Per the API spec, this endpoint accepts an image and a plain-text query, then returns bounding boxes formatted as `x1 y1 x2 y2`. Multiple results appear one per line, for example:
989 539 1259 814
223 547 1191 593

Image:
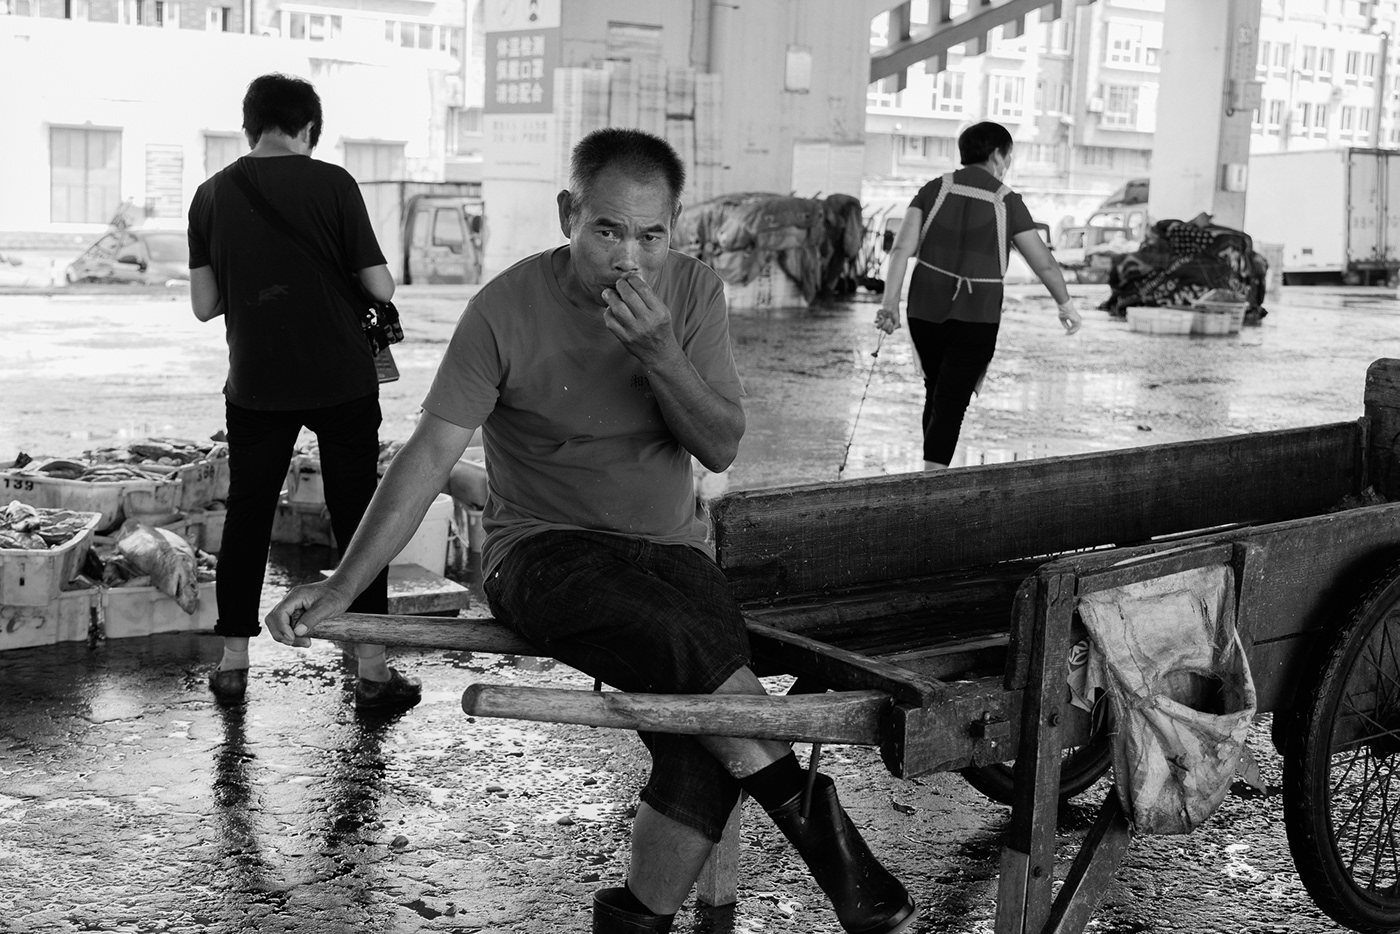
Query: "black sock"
619 883 671 918
741 752 808 811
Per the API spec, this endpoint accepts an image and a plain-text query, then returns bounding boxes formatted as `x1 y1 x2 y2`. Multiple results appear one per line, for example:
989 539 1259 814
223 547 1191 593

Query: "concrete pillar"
1149 0 1261 229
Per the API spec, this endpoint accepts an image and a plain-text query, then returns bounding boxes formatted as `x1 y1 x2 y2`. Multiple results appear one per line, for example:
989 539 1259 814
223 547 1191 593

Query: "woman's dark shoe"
208 667 247 705
766 773 917 934
592 888 673 934
355 668 422 711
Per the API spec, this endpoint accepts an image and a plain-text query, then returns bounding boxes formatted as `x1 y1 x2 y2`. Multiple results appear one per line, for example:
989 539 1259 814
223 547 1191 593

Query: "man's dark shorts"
484 529 750 842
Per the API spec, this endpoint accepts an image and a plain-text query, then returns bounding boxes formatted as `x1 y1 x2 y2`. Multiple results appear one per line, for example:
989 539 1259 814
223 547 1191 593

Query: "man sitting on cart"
264 128 918 934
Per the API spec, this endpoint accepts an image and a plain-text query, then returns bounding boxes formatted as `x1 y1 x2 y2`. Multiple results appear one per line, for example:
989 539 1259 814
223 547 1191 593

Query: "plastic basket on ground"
1190 301 1248 335
102 579 217 639
0 583 100 651
1127 306 1196 335
723 260 809 311
0 510 102 607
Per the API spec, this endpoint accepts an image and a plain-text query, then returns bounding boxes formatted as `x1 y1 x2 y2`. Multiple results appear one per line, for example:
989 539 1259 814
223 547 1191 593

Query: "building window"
205 5 229 30
1035 77 1068 115
1102 85 1140 128
204 133 242 177
1104 21 1160 68
1266 99 1285 135
1346 50 1361 82
1341 104 1355 133
439 25 462 60
1020 142 1061 165
1293 102 1311 135
343 141 405 181
934 70 964 113
50 126 122 224
1079 146 1116 168
1273 42 1291 74
1251 106 1263 134
1313 103 1330 137
1040 15 1071 53
1257 39 1271 75
1300 45 1317 75
448 107 482 155
1362 52 1377 85
1319 47 1335 77
1359 106 1373 140
988 74 1026 120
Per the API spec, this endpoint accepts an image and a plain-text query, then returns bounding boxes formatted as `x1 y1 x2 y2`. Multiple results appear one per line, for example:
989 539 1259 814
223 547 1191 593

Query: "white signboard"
484 113 558 182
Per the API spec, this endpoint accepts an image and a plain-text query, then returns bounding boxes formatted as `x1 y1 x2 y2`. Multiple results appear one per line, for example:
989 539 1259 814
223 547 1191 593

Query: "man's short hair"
958 121 1013 166
568 128 685 223
243 73 323 149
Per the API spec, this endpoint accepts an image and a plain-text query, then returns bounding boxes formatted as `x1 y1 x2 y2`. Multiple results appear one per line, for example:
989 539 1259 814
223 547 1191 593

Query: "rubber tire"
959 701 1114 806
1284 563 1400 933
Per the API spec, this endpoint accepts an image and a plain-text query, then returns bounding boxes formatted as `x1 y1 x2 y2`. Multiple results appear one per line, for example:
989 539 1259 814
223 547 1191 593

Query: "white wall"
0 15 454 235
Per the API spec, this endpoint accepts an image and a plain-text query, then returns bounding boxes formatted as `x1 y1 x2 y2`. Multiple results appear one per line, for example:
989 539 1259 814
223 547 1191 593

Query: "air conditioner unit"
1087 97 1105 113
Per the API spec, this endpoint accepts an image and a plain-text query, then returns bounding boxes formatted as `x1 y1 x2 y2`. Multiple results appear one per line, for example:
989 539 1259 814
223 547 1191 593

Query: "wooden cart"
320 358 1400 934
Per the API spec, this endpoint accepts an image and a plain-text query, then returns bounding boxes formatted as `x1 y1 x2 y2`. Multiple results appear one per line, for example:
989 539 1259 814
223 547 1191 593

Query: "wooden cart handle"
461 684 891 745
315 613 538 655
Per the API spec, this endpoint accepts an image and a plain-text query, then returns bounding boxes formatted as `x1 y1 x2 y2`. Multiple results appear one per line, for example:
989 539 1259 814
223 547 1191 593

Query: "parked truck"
358 181 486 286
1245 148 1400 285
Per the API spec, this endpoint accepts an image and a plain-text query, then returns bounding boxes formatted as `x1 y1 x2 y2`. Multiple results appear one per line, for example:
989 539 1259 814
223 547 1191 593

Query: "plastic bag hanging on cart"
1077 563 1258 834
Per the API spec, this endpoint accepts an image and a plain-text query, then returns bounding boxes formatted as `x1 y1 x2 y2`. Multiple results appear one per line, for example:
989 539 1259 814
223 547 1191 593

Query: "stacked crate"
552 59 723 204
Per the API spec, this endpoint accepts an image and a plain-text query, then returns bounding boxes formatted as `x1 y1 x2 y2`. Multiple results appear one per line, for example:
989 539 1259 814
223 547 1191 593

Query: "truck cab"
404 195 486 285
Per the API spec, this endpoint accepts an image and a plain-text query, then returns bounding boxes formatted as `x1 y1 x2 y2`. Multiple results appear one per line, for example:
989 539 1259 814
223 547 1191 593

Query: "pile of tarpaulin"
675 192 865 303
1101 215 1270 323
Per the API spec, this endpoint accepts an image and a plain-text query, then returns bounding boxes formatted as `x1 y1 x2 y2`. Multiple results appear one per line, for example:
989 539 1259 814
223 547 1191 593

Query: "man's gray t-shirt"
423 247 743 578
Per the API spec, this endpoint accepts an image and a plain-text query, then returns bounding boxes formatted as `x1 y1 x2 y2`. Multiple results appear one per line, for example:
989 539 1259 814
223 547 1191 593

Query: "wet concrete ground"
3 283 1400 933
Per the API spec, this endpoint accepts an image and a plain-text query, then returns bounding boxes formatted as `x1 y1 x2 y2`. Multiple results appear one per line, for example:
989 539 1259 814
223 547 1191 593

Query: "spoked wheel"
1285 565 1400 933
959 695 1113 806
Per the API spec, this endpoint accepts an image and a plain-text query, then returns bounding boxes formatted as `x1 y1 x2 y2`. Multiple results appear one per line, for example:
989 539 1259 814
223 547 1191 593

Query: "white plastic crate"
197 507 226 553
723 260 809 311
0 584 100 651
1126 306 1196 335
271 501 336 547
391 493 454 576
0 511 102 607
0 472 180 531
146 456 231 511
284 455 325 505
102 579 217 639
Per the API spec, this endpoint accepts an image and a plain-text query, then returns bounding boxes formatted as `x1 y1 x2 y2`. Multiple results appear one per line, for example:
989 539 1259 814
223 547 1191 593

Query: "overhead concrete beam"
870 0 1092 80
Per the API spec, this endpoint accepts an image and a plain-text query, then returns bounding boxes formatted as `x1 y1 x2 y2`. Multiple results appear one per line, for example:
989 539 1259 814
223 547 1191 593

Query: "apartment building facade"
1250 0 1399 152
864 0 1400 228
0 0 479 241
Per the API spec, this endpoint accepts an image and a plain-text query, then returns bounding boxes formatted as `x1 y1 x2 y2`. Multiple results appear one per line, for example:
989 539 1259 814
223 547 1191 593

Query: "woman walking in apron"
876 121 1082 470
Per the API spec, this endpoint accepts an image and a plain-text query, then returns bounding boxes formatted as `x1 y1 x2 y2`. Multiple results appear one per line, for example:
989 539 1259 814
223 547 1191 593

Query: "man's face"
558 167 676 307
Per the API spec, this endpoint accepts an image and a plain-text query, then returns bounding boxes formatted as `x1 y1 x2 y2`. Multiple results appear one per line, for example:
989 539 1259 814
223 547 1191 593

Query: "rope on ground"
836 330 885 481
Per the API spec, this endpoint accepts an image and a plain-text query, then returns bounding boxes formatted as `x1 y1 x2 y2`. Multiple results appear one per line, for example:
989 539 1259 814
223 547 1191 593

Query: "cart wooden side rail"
316 359 1400 934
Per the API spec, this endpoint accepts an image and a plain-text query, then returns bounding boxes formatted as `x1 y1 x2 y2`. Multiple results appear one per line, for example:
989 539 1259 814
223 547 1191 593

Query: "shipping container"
1244 148 1400 285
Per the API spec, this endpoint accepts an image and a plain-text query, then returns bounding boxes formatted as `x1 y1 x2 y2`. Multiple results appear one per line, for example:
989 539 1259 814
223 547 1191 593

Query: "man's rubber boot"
592 888 674 934
766 773 917 934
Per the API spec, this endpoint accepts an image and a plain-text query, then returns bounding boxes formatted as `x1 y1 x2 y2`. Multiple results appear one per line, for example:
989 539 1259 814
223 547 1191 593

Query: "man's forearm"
644 346 744 472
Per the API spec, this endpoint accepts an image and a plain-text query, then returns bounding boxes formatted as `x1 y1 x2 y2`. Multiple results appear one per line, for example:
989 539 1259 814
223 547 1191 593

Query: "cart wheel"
1284 564 1400 933
958 697 1113 805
